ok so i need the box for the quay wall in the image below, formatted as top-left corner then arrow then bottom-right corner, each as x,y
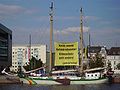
0,75 -> 21,84
113,75 -> 120,84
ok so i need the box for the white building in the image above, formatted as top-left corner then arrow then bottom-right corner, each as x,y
88,46 -> 107,59
10,44 -> 46,72
106,47 -> 120,74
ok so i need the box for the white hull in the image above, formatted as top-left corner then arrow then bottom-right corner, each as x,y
71,78 -> 108,84
28,76 -> 62,85
27,76 -> 108,85
34,79 -> 62,85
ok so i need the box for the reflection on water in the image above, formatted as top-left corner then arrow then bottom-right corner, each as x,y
0,84 -> 120,90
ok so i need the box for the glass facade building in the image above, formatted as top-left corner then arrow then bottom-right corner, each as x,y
0,23 -> 12,72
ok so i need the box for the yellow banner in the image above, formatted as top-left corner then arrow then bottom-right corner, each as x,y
55,42 -> 79,66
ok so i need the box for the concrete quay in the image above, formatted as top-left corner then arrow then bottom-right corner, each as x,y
0,75 -> 21,84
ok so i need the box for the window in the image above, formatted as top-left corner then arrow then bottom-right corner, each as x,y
114,61 -> 116,65
113,52 -> 116,54
10,35 -> 12,40
118,52 -> 120,55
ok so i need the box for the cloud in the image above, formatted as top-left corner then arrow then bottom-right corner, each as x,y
11,25 -> 90,45
0,4 -> 25,15
35,16 -> 78,23
84,16 -> 100,21
0,4 -> 37,16
54,26 -> 90,35
91,28 -> 120,44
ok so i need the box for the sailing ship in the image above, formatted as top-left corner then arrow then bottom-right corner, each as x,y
23,2 -> 108,85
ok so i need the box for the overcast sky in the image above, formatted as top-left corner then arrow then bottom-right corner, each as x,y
0,0 -> 120,49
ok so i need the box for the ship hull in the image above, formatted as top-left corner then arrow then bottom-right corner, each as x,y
25,76 -> 108,85
71,78 -> 108,84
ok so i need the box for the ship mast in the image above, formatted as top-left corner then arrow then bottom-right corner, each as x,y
29,34 -> 31,70
29,34 -> 31,60
80,8 -> 84,73
49,2 -> 53,72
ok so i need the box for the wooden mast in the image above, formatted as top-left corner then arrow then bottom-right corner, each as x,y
29,34 -> 31,70
29,34 -> 31,59
49,2 -> 53,72
80,8 -> 84,73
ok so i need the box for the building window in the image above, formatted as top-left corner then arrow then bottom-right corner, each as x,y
113,52 -> 115,54
114,61 -> 116,65
10,35 -> 12,40
118,52 -> 120,55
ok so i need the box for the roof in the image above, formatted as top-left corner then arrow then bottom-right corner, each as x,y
107,47 -> 120,55
52,69 -> 77,74
84,67 -> 106,72
89,46 -> 102,53
0,23 -> 12,34
12,44 -> 46,47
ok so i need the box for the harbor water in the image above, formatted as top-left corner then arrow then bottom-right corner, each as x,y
0,84 -> 120,90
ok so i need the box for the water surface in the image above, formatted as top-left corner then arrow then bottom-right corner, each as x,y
0,84 -> 120,90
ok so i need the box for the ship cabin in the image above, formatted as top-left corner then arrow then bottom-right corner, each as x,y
84,67 -> 106,79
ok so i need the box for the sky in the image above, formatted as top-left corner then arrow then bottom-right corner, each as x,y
0,0 -> 120,49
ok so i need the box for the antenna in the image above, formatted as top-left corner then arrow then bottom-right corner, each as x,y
49,2 -> 54,16
50,2 -> 53,10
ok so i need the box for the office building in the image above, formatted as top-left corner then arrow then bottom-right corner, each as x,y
0,23 -> 12,73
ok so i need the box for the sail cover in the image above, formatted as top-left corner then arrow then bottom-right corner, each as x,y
54,42 -> 79,66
